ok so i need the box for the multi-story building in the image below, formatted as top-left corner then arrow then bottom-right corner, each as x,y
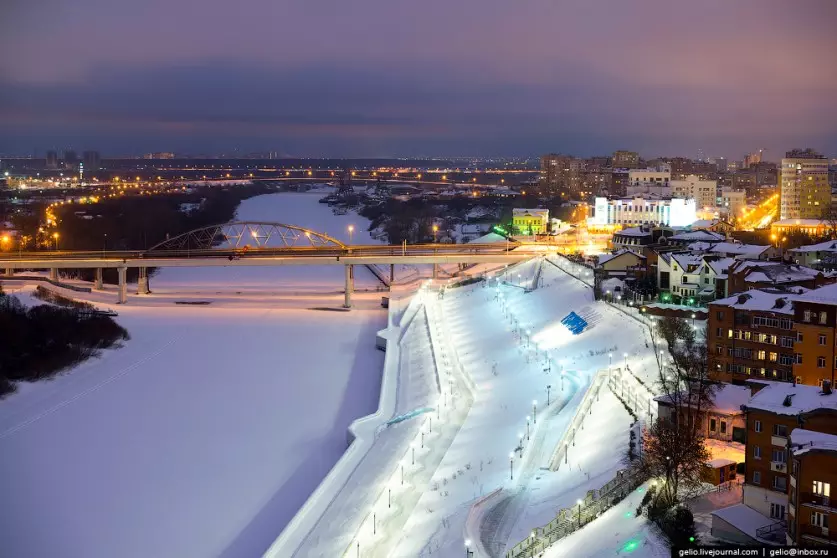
62,149 -> 78,170
587,196 -> 696,228
779,149 -> 830,220
739,381 -> 837,546
45,150 -> 59,170
82,150 -> 100,171
726,260 -> 828,296
790,284 -> 837,389
719,188 -> 746,216
627,169 -> 671,196
539,154 -> 583,196
612,150 -> 640,169
671,174 -> 717,211
788,425 -> 837,546
708,291 -> 798,385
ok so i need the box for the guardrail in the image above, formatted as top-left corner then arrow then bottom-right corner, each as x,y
505,469 -> 643,557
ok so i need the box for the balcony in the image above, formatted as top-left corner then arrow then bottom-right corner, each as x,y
800,492 -> 835,510
772,435 -> 788,447
771,461 -> 788,473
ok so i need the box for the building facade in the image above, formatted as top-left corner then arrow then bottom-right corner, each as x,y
588,196 -> 696,228
671,174 -> 717,211
512,208 -> 549,235
780,149 -> 830,220
612,150 -> 640,169
539,154 -> 583,195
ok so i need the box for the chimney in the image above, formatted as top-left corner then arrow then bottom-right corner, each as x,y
823,380 -> 832,395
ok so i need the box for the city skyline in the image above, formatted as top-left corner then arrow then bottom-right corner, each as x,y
1,0 -> 836,157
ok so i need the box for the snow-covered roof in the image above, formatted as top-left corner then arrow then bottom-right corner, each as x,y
670,230 -> 725,242
711,504 -> 774,539
670,252 -> 703,269
615,227 -> 652,237
655,384 -> 749,416
793,282 -> 837,306
597,249 -> 644,265
788,240 -> 837,254
711,290 -> 797,315
690,219 -> 720,229
688,242 -> 769,257
743,380 -> 837,416
733,261 -> 821,285
790,429 -> 837,457
704,257 -> 735,277
707,458 -> 736,468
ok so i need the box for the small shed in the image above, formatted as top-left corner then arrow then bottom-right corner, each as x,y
701,458 -> 737,485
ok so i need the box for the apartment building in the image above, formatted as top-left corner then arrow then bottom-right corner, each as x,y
671,174 -> 717,211
779,149 -> 830,220
788,427 -> 837,545
791,284 -> 837,389
707,290 -> 798,385
734,381 -> 837,547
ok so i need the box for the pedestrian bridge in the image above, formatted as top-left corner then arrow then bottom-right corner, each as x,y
0,221 -> 538,306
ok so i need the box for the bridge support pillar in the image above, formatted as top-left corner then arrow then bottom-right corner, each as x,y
117,266 -> 127,304
4,268 -> 13,276
390,264 -> 395,284
344,264 -> 354,309
94,268 -> 104,290
49,267 -> 58,281
432,263 -> 438,280
137,267 -> 150,295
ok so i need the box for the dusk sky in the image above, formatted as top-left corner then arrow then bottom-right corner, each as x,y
2,0 -> 836,158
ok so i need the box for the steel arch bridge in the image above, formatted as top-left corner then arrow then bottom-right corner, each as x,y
146,222 -> 347,252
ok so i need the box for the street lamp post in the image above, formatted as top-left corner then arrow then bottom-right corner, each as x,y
465,539 -> 473,557
532,400 -> 537,424
432,224 -> 439,243
52,232 -> 59,250
400,460 -> 405,485
547,385 -> 552,406
411,443 -> 416,465
388,486 -> 392,509
608,353 -> 613,370
564,442 -> 569,464
577,499 -> 583,528
623,352 -> 628,370
561,371 -> 565,392
526,416 -> 530,440
509,452 -> 514,480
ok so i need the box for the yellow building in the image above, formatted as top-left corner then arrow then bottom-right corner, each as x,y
512,208 -> 549,235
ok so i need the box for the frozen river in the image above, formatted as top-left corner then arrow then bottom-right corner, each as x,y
0,192 -> 387,558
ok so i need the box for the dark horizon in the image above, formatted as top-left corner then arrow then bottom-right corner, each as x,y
2,0 -> 836,159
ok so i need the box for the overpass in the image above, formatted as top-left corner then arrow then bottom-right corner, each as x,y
0,222 -> 539,306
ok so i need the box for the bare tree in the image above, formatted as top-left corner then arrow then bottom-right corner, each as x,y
637,316 -> 716,505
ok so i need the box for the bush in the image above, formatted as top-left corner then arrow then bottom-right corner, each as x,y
660,506 -> 698,547
32,286 -> 95,310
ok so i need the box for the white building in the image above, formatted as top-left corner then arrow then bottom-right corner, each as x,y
671,174 -> 717,211
627,169 -> 672,196
588,196 -> 696,228
719,188 -> 747,216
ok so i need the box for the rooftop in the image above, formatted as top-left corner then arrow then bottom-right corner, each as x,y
615,227 -> 652,237
743,380 -> 837,416
669,230 -> 725,242
597,248 -> 644,265
655,384 -> 750,415
790,428 -> 837,457
789,240 -> 837,253
711,289 -> 797,315
689,241 -> 770,257
794,282 -> 837,306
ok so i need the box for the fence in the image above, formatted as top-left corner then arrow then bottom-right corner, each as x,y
504,469 -> 643,558
547,368 -> 608,471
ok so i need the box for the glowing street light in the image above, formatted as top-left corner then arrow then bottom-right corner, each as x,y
348,224 -> 354,244
432,224 -> 439,242
465,538 -> 473,557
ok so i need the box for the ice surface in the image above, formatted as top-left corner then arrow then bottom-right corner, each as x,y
0,192 -> 387,558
